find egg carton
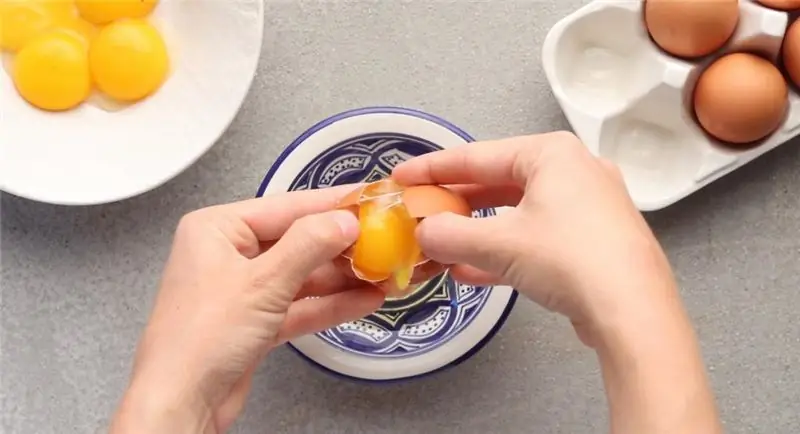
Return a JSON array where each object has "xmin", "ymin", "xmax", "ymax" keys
[{"xmin": 542, "ymin": 0, "xmax": 799, "ymax": 211}]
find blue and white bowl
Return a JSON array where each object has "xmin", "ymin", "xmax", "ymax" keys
[{"xmin": 257, "ymin": 106, "xmax": 517, "ymax": 382}]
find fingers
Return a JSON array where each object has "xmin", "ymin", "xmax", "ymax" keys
[
  {"xmin": 391, "ymin": 132, "xmax": 582, "ymax": 187},
  {"xmin": 277, "ymin": 287, "xmax": 386, "ymax": 344},
  {"xmin": 214, "ymin": 184, "xmax": 362, "ymax": 242},
  {"xmin": 449, "ymin": 264, "xmax": 503, "ymax": 286},
  {"xmin": 294, "ymin": 263, "xmax": 365, "ymax": 300},
  {"xmin": 416, "ymin": 212, "xmax": 520, "ymax": 280},
  {"xmin": 252, "ymin": 210, "xmax": 360, "ymax": 306}
]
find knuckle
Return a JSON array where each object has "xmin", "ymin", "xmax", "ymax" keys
[
  {"xmin": 176, "ymin": 209, "xmax": 208, "ymax": 231},
  {"xmin": 549, "ymin": 130, "xmax": 580, "ymax": 145},
  {"xmin": 552, "ymin": 131, "xmax": 586, "ymax": 155},
  {"xmin": 599, "ymin": 158, "xmax": 623, "ymax": 179},
  {"xmin": 540, "ymin": 131, "xmax": 594, "ymax": 167}
]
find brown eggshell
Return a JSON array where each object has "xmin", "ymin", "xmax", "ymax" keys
[
  {"xmin": 693, "ymin": 52, "xmax": 787, "ymax": 146},
  {"xmin": 336, "ymin": 182, "xmax": 471, "ymax": 218},
  {"xmin": 401, "ymin": 185, "xmax": 472, "ymax": 218},
  {"xmin": 336, "ymin": 184, "xmax": 367, "ymax": 212},
  {"xmin": 783, "ymin": 19, "xmax": 800, "ymax": 89},
  {"xmin": 333, "ymin": 180, "xmax": 472, "ymax": 294},
  {"xmin": 645, "ymin": 0, "xmax": 739, "ymax": 59},
  {"xmin": 757, "ymin": 0, "xmax": 800, "ymax": 10}
]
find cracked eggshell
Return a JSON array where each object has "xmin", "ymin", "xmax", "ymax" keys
[{"xmin": 334, "ymin": 180, "xmax": 472, "ymax": 295}]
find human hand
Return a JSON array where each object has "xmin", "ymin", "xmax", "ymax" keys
[
  {"xmin": 391, "ymin": 132, "xmax": 675, "ymax": 345},
  {"xmin": 393, "ymin": 133, "xmax": 721, "ymax": 434},
  {"xmin": 110, "ymin": 186, "xmax": 385, "ymax": 434}
]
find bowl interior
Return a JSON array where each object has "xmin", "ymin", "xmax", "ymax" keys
[{"xmin": 283, "ymin": 130, "xmax": 497, "ymax": 358}]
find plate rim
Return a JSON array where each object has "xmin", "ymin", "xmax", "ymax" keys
[
  {"xmin": 255, "ymin": 105, "xmax": 519, "ymax": 384},
  {"xmin": 0, "ymin": 0, "xmax": 266, "ymax": 206}
]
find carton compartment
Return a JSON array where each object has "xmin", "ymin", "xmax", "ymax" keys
[
  {"xmin": 550, "ymin": 4, "xmax": 664, "ymax": 116},
  {"xmin": 597, "ymin": 83, "xmax": 708, "ymax": 209}
]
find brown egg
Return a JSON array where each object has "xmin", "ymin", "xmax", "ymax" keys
[
  {"xmin": 645, "ymin": 0, "xmax": 739, "ymax": 59},
  {"xmin": 337, "ymin": 181, "xmax": 472, "ymax": 218},
  {"xmin": 693, "ymin": 52, "xmax": 787, "ymax": 145},
  {"xmin": 757, "ymin": 0, "xmax": 800, "ymax": 10},
  {"xmin": 783, "ymin": 19, "xmax": 800, "ymax": 88},
  {"xmin": 335, "ymin": 179, "xmax": 472, "ymax": 296}
]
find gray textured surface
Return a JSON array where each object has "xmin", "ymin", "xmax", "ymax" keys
[{"xmin": 1, "ymin": 1, "xmax": 799, "ymax": 433}]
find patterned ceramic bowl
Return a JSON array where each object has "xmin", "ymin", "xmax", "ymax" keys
[{"xmin": 257, "ymin": 106, "xmax": 517, "ymax": 382}]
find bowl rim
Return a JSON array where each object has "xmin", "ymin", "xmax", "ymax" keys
[{"xmin": 255, "ymin": 105, "xmax": 519, "ymax": 384}]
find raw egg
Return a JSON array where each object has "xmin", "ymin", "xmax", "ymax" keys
[
  {"xmin": 644, "ymin": 0, "xmax": 739, "ymax": 59},
  {"xmin": 757, "ymin": 0, "xmax": 800, "ymax": 9},
  {"xmin": 693, "ymin": 52, "xmax": 787, "ymax": 146},
  {"xmin": 335, "ymin": 179, "xmax": 472, "ymax": 296},
  {"xmin": 89, "ymin": 18, "xmax": 168, "ymax": 102},
  {"xmin": 12, "ymin": 29, "xmax": 91, "ymax": 111},
  {"xmin": 56, "ymin": 13, "xmax": 97, "ymax": 45},
  {"xmin": 75, "ymin": 0, "xmax": 156, "ymax": 24},
  {"xmin": 0, "ymin": 0, "xmax": 61, "ymax": 52},
  {"xmin": 782, "ymin": 19, "xmax": 800, "ymax": 89}
]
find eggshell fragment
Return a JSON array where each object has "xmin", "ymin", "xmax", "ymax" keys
[
  {"xmin": 337, "ymin": 182, "xmax": 471, "ymax": 219},
  {"xmin": 335, "ymin": 179, "xmax": 473, "ymax": 294}
]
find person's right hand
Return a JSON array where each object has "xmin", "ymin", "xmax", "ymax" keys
[
  {"xmin": 393, "ymin": 132, "xmax": 722, "ymax": 434},
  {"xmin": 391, "ymin": 132, "xmax": 677, "ymax": 346}
]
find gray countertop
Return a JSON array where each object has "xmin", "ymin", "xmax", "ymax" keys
[{"xmin": 2, "ymin": 1, "xmax": 799, "ymax": 433}]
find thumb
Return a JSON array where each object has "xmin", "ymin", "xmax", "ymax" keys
[
  {"xmin": 416, "ymin": 212, "xmax": 518, "ymax": 279},
  {"xmin": 256, "ymin": 210, "xmax": 359, "ymax": 294}
]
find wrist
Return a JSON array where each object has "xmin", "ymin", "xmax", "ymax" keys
[
  {"xmin": 581, "ymin": 236, "xmax": 683, "ymax": 344},
  {"xmin": 111, "ymin": 375, "xmax": 214, "ymax": 434},
  {"xmin": 588, "ymin": 272, "xmax": 690, "ymax": 349},
  {"xmin": 585, "ymin": 271, "xmax": 721, "ymax": 434}
]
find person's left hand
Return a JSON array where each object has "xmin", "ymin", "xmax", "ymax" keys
[{"xmin": 110, "ymin": 186, "xmax": 385, "ymax": 434}]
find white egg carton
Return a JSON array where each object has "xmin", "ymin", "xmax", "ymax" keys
[{"xmin": 542, "ymin": 0, "xmax": 799, "ymax": 211}]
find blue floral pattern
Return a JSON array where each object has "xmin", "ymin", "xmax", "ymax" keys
[{"xmin": 288, "ymin": 132, "xmax": 496, "ymax": 358}]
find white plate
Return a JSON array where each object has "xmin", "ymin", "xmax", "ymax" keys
[
  {"xmin": 543, "ymin": 0, "xmax": 798, "ymax": 211},
  {"xmin": 0, "ymin": 0, "xmax": 264, "ymax": 205},
  {"xmin": 257, "ymin": 106, "xmax": 518, "ymax": 382}
]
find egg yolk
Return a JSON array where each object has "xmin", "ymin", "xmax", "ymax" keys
[
  {"xmin": 75, "ymin": 0, "xmax": 156, "ymax": 24},
  {"xmin": 38, "ymin": 0, "xmax": 75, "ymax": 18},
  {"xmin": 12, "ymin": 30, "xmax": 91, "ymax": 110},
  {"xmin": 55, "ymin": 14, "xmax": 96, "ymax": 45},
  {"xmin": 351, "ymin": 189, "xmax": 421, "ymax": 291},
  {"xmin": 89, "ymin": 19, "xmax": 168, "ymax": 102},
  {"xmin": 0, "ymin": 0, "xmax": 60, "ymax": 52}
]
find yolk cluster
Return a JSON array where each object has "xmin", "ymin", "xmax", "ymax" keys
[
  {"xmin": 12, "ymin": 29, "xmax": 90, "ymax": 111},
  {"xmin": 349, "ymin": 182, "xmax": 421, "ymax": 291},
  {"xmin": 1, "ymin": 0, "xmax": 169, "ymax": 112}
]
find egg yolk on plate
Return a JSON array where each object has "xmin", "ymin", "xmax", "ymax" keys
[
  {"xmin": 12, "ymin": 29, "xmax": 91, "ymax": 110},
  {"xmin": 56, "ymin": 13, "xmax": 96, "ymax": 45},
  {"xmin": 89, "ymin": 19, "xmax": 168, "ymax": 102},
  {"xmin": 351, "ymin": 192, "xmax": 421, "ymax": 291},
  {"xmin": 0, "ymin": 0, "xmax": 61, "ymax": 51},
  {"xmin": 75, "ymin": 0, "xmax": 156, "ymax": 24}
]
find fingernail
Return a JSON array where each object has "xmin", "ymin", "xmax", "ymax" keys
[{"xmin": 332, "ymin": 210, "xmax": 359, "ymax": 240}]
